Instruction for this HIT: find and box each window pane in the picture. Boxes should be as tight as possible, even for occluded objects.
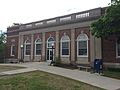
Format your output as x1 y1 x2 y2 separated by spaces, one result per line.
62 49 69 55
26 45 31 49
79 41 87 49
61 42 69 55
36 50 41 55
26 45 31 55
78 41 87 55
62 42 69 49
36 44 41 50
11 46 15 56
79 49 87 55
36 44 41 55
48 43 52 47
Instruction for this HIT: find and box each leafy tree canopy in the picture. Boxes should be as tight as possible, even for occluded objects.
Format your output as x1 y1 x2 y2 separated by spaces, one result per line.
90 0 120 38
0 31 6 53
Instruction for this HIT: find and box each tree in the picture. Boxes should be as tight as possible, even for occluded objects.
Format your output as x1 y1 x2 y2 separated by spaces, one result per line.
0 31 6 53
90 0 120 38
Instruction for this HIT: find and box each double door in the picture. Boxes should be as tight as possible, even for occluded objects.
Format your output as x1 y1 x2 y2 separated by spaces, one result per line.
47 49 54 61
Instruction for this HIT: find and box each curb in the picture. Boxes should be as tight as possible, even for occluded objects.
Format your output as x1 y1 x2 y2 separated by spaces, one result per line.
0 72 7 76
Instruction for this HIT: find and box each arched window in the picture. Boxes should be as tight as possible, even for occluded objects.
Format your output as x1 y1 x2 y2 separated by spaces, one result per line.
35 38 42 55
24 40 31 55
77 34 88 57
47 37 54 48
116 38 120 57
61 34 70 56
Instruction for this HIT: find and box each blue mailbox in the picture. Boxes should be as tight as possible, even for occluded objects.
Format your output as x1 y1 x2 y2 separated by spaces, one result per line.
94 59 103 74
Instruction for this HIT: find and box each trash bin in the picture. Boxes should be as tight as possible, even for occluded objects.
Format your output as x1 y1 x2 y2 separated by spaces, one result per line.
94 59 103 74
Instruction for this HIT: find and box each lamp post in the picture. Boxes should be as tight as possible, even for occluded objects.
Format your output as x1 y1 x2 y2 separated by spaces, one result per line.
20 45 23 62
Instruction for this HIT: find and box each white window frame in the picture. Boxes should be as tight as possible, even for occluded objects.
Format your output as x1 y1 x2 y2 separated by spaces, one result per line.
116 38 120 58
47 37 55 48
77 34 88 57
35 38 42 56
10 45 15 56
24 40 31 56
60 34 70 57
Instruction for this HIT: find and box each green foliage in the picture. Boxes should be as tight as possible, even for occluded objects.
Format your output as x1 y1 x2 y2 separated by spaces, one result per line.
54 56 61 66
0 31 6 53
90 0 120 38
103 68 120 79
107 68 120 72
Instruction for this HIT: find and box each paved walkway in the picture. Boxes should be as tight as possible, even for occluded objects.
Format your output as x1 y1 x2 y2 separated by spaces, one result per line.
0 62 120 90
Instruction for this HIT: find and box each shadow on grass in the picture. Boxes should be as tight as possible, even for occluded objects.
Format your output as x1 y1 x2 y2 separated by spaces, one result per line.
0 65 25 72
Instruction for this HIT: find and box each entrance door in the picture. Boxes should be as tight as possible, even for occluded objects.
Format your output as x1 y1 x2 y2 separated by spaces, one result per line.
46 37 55 62
47 49 53 61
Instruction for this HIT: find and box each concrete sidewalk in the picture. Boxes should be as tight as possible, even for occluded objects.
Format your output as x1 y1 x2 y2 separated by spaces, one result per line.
0 62 120 90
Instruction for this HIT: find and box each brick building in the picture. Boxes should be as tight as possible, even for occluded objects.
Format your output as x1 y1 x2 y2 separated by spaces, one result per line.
6 7 120 68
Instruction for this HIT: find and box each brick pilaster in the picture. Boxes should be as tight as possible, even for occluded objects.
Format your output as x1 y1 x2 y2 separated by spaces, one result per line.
70 29 75 64
42 32 45 61
31 34 34 61
18 35 23 60
55 31 59 58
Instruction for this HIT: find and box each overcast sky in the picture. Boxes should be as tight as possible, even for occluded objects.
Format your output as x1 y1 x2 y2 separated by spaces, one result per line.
0 0 110 32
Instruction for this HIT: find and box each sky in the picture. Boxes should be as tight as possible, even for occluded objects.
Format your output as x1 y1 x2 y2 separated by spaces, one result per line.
0 0 111 32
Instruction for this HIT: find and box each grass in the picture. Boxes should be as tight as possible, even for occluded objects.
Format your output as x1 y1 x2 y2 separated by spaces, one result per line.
103 68 120 80
0 65 25 72
0 71 104 90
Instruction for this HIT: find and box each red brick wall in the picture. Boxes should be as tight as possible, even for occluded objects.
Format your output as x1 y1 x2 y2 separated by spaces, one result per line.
6 36 19 59
59 29 71 40
23 35 31 43
34 33 42 41
45 32 56 41
75 27 90 39
102 35 120 63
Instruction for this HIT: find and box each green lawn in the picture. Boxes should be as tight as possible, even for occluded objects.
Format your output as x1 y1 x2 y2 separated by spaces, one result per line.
103 68 120 80
0 65 25 72
0 71 104 90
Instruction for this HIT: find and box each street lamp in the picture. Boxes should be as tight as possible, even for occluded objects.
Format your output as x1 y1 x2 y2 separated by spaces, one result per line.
20 45 23 62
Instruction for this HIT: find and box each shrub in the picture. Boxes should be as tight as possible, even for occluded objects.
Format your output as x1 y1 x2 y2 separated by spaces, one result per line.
54 56 61 66
107 68 120 72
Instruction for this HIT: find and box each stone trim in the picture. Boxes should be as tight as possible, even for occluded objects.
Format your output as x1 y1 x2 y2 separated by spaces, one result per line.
7 35 19 37
19 20 96 36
